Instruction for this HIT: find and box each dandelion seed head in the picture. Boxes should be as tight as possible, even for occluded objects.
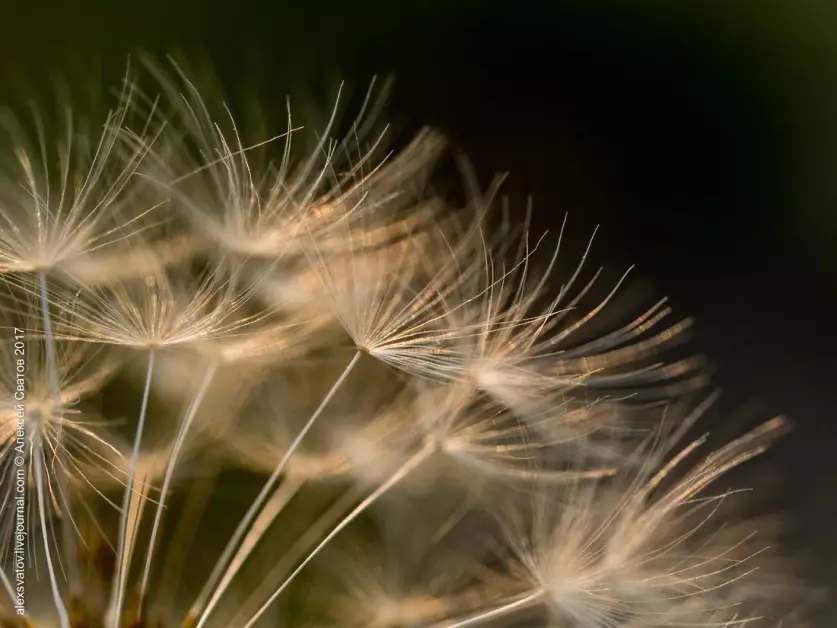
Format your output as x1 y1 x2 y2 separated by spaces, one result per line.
0 59 804 628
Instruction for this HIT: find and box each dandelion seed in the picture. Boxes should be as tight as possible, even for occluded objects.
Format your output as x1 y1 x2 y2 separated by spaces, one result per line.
0 78 159 279
457 404 789 628
139 61 445 264
0 329 121 625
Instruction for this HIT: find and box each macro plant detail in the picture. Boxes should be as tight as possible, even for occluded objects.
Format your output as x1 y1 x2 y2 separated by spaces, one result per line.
0 60 797 627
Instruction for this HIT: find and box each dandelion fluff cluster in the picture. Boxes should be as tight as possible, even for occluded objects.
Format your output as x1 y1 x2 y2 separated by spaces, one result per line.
0 60 798 627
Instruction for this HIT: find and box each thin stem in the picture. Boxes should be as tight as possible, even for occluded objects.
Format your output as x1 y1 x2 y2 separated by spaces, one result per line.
109 348 156 627
0 567 14 608
34 443 70 628
138 360 219 606
38 271 78 590
242 444 435 628
231 483 365 625
205 474 303 615
437 589 545 628
192 350 362 627
156 469 219 618
37 272 61 431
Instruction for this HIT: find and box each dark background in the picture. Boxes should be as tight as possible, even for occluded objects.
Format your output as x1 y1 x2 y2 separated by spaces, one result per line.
2 0 835 623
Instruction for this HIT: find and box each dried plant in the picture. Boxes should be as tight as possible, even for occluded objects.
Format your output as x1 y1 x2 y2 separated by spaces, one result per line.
0 59 802 628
